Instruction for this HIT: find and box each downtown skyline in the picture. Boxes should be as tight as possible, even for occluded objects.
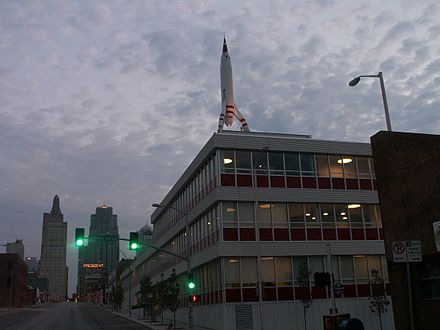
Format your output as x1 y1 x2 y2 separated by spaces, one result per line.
1 1 439 294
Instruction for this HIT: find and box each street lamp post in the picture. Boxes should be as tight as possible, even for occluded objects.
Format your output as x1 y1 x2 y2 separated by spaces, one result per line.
348 72 392 132
152 203 193 330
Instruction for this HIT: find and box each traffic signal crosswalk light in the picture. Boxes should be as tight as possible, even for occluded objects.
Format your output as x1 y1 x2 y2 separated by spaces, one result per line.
129 232 139 250
74 228 85 247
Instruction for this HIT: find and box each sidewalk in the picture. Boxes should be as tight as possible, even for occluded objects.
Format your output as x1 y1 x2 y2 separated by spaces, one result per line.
108 307 184 330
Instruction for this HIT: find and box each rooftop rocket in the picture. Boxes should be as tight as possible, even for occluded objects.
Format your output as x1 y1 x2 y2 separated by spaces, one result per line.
218 37 250 132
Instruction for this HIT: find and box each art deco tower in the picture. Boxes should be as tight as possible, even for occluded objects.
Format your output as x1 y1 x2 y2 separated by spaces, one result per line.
39 195 68 301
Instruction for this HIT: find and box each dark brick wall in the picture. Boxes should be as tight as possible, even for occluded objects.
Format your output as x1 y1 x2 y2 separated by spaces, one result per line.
371 131 440 330
0 254 28 307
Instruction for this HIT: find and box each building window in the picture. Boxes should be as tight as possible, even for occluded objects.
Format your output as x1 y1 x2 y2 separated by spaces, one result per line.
225 258 240 288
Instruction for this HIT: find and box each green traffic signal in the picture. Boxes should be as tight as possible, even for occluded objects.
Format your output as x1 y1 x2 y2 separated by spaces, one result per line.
188 272 195 289
129 232 139 250
75 228 85 247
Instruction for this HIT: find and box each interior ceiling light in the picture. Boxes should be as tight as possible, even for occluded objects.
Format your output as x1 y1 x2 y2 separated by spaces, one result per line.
342 216 348 220
228 259 239 263
226 207 236 212
259 203 271 209
223 157 233 164
323 212 329 216
348 204 361 209
312 217 316 220
305 213 311 216
340 212 346 216
337 157 353 164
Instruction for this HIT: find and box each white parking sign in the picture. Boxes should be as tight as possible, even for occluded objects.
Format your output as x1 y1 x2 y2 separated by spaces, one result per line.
392 241 407 262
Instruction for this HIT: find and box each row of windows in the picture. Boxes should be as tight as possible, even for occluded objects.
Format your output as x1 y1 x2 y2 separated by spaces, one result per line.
219 150 376 190
220 150 375 179
224 255 388 288
222 202 382 228
153 154 217 240
151 255 389 306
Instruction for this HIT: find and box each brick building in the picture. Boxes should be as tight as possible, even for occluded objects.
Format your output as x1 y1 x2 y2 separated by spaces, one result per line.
0 253 28 307
371 131 440 330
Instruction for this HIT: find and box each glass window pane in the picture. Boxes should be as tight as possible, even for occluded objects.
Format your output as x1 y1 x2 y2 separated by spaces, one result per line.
253 151 268 173
293 256 309 285
331 256 340 282
225 258 240 288
289 203 304 227
304 203 320 228
367 255 382 279
335 204 349 228
220 150 235 173
309 256 325 274
269 152 284 174
321 204 335 227
354 256 369 284
356 157 371 179
238 202 255 227
272 203 287 227
369 159 376 179
275 257 292 286
363 204 378 227
257 202 272 226
300 154 316 176
340 256 354 283
241 257 257 287
236 151 251 173
223 202 237 227
316 155 330 177
285 153 300 175
348 204 363 227
381 256 389 282
329 155 344 178
261 257 275 287
343 156 357 178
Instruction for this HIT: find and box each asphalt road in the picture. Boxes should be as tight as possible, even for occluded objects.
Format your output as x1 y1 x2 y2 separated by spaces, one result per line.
0 302 147 330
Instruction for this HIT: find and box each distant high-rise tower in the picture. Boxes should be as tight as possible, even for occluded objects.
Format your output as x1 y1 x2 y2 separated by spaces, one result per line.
87 205 119 276
39 195 68 301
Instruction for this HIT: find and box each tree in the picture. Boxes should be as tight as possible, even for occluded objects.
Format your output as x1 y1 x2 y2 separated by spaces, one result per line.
164 269 180 328
297 261 312 330
112 283 124 312
139 276 154 319
369 269 390 330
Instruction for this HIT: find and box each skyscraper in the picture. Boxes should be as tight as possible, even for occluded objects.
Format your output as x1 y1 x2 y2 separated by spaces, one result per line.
39 195 68 301
77 205 119 301
87 205 119 277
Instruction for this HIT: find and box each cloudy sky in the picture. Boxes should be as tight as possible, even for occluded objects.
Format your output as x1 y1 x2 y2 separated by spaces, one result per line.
1 0 439 294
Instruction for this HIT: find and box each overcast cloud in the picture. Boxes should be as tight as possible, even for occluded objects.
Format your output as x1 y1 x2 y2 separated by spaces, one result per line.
0 0 439 294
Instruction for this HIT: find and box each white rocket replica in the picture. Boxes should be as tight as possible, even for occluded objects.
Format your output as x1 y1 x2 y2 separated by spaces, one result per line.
218 37 250 132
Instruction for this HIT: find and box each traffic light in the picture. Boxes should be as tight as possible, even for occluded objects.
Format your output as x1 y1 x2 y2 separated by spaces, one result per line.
314 272 331 287
187 272 195 289
75 228 85 247
190 294 199 303
129 232 139 250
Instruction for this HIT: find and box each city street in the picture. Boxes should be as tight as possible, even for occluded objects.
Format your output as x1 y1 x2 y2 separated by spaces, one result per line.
0 302 147 330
